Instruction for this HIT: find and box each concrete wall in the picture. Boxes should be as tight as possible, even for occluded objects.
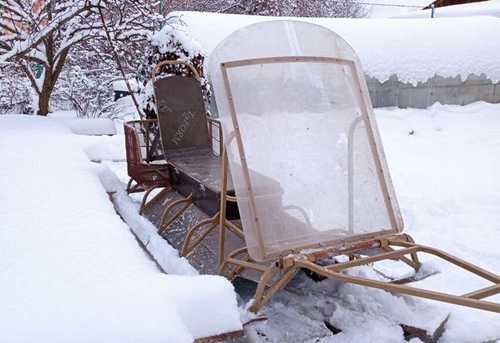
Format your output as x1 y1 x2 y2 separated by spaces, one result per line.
367 73 500 108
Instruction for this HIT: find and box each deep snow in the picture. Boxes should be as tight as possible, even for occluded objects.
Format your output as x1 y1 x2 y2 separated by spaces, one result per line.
0 114 241 342
1 101 500 342
369 102 500 342
68 117 116 135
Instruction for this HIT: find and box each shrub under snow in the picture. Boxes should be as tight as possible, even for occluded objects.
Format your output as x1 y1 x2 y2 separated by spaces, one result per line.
137 17 211 119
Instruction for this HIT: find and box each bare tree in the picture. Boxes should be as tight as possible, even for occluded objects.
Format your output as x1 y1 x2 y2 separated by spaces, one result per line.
0 0 101 115
0 62 32 114
159 0 366 17
0 0 163 116
51 39 117 118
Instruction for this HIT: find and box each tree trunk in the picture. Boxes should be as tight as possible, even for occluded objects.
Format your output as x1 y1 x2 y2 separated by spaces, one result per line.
37 90 51 116
34 42 68 116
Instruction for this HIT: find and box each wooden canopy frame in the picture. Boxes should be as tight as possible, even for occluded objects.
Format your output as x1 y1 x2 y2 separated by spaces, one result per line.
203 56 500 313
219 55 403 261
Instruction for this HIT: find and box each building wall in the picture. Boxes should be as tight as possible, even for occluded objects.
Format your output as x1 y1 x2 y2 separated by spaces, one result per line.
367 73 500 108
1 0 46 34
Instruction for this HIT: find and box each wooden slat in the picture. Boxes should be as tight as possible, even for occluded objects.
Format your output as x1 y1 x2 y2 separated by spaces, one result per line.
296 260 500 313
327 247 420 271
463 284 500 300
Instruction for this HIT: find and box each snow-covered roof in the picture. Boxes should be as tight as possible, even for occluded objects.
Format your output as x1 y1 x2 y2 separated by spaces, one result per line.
394 0 500 18
170 11 500 85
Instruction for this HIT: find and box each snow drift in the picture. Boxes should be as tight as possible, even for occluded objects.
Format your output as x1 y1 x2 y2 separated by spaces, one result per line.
69 117 116 135
0 115 241 342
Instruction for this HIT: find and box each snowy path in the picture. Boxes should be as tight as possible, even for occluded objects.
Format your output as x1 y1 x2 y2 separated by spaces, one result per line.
0 115 241 343
376 102 500 342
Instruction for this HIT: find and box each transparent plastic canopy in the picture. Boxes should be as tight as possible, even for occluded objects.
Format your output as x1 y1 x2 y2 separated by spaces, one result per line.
209 21 403 262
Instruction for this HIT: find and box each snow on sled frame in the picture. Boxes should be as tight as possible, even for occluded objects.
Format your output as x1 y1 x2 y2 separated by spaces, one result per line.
207 20 500 313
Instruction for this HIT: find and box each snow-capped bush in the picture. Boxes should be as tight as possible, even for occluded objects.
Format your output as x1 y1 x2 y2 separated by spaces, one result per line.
0 64 33 114
52 42 117 118
54 66 115 118
137 17 211 118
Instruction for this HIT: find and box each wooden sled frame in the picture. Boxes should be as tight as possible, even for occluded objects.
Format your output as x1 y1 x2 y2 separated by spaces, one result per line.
153 60 199 231
157 114 225 235
147 57 500 318
195 54 500 314
212 150 500 314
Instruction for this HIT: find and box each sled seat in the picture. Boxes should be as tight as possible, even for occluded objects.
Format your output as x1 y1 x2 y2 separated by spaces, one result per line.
124 119 170 214
149 63 243 243
167 146 239 219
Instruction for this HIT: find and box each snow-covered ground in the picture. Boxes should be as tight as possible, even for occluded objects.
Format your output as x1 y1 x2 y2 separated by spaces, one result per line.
1 101 499 342
68 117 116 136
0 113 241 343
375 102 500 341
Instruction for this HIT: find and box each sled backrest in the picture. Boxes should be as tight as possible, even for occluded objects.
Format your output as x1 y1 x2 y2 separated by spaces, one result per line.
153 74 211 155
124 119 163 166
210 21 403 262
124 121 143 171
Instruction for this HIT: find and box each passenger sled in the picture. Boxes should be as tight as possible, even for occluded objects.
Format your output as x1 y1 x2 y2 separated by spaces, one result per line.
124 21 500 330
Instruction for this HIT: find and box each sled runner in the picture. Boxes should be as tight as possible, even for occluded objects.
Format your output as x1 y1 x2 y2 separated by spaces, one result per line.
206 20 500 313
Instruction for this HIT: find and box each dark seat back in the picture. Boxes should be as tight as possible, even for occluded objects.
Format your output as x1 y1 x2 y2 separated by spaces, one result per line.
154 75 210 155
124 122 142 177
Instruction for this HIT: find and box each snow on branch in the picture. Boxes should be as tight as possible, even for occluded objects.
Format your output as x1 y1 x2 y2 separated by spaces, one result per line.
0 0 94 63
1 0 164 116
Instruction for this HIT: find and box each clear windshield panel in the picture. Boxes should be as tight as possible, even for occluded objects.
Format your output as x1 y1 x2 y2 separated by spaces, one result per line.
223 60 394 260
209 21 401 261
